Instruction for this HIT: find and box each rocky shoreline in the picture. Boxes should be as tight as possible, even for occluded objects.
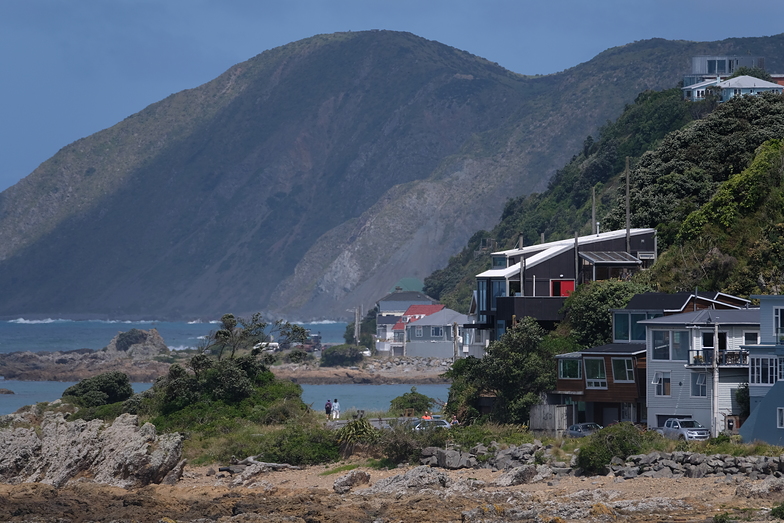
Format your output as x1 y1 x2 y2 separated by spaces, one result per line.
1 411 783 522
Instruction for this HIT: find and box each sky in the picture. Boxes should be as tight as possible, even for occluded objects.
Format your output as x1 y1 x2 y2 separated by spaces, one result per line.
2 0 784 192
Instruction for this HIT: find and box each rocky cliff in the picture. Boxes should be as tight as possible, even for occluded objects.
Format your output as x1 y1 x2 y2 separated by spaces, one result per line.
0 411 184 488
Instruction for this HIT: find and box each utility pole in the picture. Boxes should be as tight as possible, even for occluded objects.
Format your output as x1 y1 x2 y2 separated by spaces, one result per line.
452 322 459 362
712 319 720 437
625 156 631 253
354 306 361 345
592 186 596 235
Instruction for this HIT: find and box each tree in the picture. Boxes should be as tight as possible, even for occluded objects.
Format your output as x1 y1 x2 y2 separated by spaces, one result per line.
444 317 559 424
561 279 653 348
389 386 435 415
205 312 307 360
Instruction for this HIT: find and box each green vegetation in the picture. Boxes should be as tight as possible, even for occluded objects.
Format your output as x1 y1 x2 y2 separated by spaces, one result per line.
444 318 563 424
388 386 436 416
62 371 134 408
320 344 365 367
576 422 662 474
561 280 653 348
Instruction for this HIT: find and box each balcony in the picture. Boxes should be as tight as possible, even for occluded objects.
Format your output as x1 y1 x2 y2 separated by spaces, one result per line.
687 349 748 367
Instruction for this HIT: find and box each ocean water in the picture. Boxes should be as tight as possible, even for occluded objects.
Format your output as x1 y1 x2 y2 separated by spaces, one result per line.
0 318 451 416
0 381 451 416
0 318 348 354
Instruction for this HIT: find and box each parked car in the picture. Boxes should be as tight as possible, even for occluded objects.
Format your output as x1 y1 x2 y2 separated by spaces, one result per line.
658 418 710 441
414 419 451 431
566 422 602 438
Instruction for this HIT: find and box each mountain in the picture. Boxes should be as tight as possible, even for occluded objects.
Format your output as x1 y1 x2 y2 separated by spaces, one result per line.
1 31 783 321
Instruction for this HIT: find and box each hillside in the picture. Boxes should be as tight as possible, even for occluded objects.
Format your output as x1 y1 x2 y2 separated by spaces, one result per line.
426 90 784 312
1 31 784 320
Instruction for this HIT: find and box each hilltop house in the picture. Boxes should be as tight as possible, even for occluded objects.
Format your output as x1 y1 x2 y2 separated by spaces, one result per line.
682 75 783 101
468 228 657 344
738 295 784 445
682 55 765 87
548 291 748 427
403 307 469 359
641 308 759 435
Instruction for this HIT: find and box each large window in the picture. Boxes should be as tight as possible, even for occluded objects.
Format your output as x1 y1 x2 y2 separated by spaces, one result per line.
558 359 582 380
750 356 778 384
491 280 505 310
613 311 661 342
611 358 635 382
691 373 707 397
584 358 607 389
652 371 671 396
652 330 689 360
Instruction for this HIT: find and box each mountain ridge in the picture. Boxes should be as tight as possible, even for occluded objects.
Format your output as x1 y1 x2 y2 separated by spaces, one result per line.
1 30 783 320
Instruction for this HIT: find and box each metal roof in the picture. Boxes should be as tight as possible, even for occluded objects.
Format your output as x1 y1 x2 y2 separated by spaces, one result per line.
578 251 641 265
639 308 760 326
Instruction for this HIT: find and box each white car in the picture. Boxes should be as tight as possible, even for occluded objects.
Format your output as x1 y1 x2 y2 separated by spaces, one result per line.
659 418 710 441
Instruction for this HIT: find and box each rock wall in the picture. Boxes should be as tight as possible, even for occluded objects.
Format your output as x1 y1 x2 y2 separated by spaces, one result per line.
0 412 184 488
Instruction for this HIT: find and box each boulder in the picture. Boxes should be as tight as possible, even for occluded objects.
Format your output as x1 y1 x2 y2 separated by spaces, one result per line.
103 328 169 360
333 469 371 493
0 412 183 488
495 465 538 486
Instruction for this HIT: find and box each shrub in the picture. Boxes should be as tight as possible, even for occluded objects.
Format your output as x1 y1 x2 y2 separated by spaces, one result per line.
254 424 340 465
336 418 380 456
62 371 134 407
771 502 784 520
389 387 435 415
320 344 364 367
576 422 655 474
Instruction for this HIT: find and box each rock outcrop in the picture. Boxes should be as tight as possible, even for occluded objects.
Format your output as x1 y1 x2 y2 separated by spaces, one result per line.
103 328 169 360
0 412 184 488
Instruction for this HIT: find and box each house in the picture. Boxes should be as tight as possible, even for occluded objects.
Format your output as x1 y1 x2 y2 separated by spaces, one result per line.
374 290 439 355
682 55 765 87
553 344 647 426
682 75 783 102
389 304 445 357
403 308 469 359
546 291 748 427
641 308 759 434
738 295 784 445
469 228 657 343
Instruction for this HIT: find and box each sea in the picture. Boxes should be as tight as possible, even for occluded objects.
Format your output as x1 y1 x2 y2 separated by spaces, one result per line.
0 318 450 415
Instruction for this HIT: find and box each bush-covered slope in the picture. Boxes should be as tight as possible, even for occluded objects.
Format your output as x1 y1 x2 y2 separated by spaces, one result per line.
426 92 784 312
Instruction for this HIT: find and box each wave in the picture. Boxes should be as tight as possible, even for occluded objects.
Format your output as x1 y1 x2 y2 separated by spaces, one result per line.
168 345 196 351
8 318 71 324
296 320 342 325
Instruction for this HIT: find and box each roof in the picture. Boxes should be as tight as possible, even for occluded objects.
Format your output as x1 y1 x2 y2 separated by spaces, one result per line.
681 78 719 90
555 344 646 357
478 228 655 278
718 75 783 89
376 315 399 325
623 292 744 312
406 308 468 327
639 308 760 326
579 251 641 265
403 304 445 317
376 291 437 303
580 343 646 356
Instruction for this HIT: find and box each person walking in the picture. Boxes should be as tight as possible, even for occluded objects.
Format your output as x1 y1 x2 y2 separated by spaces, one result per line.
332 398 341 420
325 399 332 421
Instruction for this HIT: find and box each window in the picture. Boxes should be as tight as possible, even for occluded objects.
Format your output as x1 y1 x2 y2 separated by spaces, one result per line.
702 332 727 351
431 326 443 338
492 256 506 269
691 373 707 397
744 332 759 345
478 280 487 312
776 308 784 343
653 331 670 360
778 407 784 429
750 356 778 384
558 359 582 379
631 314 647 341
614 312 629 341
491 280 505 310
652 371 671 396
584 358 607 389
415 326 423 338
611 358 635 382
496 319 506 340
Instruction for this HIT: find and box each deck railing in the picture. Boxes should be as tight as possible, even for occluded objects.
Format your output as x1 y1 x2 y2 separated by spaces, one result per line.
688 349 748 366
